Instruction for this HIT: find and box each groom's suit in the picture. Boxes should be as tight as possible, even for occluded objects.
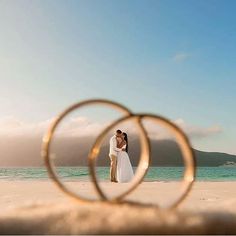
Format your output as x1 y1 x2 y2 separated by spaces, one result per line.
109 135 122 182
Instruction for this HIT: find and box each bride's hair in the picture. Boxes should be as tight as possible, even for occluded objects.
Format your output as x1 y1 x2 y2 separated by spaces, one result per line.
123 132 128 153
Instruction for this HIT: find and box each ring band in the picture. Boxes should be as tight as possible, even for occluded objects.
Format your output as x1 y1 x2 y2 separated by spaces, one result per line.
88 113 196 208
42 99 134 203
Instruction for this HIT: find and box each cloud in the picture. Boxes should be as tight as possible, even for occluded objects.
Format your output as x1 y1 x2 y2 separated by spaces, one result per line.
140 118 222 140
174 118 222 139
0 116 55 137
0 116 222 141
172 52 190 62
0 116 107 138
0 116 23 128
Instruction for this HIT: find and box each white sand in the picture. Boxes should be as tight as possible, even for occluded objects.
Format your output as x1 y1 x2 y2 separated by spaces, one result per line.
0 180 235 210
0 180 236 234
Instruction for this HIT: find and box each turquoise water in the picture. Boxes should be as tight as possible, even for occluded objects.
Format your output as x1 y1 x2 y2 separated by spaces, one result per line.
0 167 235 181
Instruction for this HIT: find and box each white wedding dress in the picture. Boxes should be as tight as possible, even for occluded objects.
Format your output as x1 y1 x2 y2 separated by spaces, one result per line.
116 144 134 183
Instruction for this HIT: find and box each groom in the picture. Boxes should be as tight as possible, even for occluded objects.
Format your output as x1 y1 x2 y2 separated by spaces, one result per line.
109 129 123 182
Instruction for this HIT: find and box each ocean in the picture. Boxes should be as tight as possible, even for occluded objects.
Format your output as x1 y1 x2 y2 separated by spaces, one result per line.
0 167 236 181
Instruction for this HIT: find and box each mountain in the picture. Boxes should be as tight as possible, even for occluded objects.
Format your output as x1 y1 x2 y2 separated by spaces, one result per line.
0 136 236 167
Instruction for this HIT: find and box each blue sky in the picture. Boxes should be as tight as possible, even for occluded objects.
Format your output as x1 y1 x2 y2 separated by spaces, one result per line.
0 0 235 154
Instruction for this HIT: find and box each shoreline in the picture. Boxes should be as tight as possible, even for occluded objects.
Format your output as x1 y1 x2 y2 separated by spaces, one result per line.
0 178 236 184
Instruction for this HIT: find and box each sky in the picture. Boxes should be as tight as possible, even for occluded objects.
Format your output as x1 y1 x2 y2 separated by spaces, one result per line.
0 0 235 154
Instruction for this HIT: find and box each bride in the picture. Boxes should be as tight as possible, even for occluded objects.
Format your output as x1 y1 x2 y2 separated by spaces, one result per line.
116 132 134 183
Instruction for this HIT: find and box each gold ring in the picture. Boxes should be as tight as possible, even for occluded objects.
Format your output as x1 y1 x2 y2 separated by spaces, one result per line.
41 99 143 203
88 113 196 209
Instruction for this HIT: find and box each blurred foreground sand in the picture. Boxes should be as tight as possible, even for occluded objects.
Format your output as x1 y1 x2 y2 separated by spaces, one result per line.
0 181 235 234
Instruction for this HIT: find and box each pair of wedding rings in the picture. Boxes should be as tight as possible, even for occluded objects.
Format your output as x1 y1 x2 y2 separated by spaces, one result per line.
41 99 196 209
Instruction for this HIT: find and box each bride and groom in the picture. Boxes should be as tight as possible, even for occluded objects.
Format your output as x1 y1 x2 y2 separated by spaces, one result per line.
109 130 134 183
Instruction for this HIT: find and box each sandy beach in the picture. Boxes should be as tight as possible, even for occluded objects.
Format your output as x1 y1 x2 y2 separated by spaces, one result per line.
0 180 236 234
1 180 235 211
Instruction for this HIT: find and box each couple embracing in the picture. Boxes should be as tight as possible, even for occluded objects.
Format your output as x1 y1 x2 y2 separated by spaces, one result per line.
109 130 134 183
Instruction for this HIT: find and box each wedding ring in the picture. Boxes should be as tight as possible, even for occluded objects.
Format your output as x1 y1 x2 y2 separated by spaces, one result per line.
88 113 196 209
41 99 149 203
